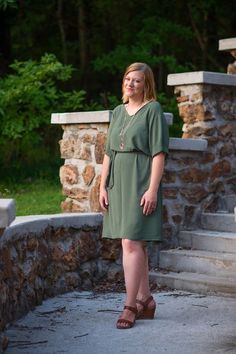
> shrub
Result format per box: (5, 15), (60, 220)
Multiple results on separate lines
(0, 53), (86, 179)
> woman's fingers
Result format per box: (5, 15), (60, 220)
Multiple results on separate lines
(100, 198), (108, 211)
(141, 197), (157, 215)
(140, 196), (145, 206)
(99, 190), (109, 211)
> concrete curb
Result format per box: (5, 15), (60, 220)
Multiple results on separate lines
(0, 212), (103, 245)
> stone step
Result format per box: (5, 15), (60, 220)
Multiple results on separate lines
(224, 194), (236, 213)
(201, 212), (236, 232)
(159, 249), (236, 277)
(150, 270), (236, 297)
(179, 229), (236, 253)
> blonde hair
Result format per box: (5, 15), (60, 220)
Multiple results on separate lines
(122, 62), (156, 103)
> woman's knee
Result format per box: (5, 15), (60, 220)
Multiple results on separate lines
(122, 239), (143, 253)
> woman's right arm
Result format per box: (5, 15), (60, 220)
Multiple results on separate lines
(99, 154), (110, 211)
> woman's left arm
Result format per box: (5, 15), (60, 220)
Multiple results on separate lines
(140, 152), (166, 216)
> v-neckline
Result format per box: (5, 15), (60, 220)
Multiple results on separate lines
(123, 101), (152, 117)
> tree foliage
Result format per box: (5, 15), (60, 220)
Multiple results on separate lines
(0, 0), (235, 178)
(0, 54), (85, 178)
(0, 53), (85, 138)
(0, 0), (17, 10)
(1, 0), (235, 91)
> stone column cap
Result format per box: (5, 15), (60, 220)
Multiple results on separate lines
(219, 38), (236, 51)
(51, 110), (173, 125)
(169, 137), (207, 151)
(168, 71), (236, 87)
(0, 199), (16, 228)
(51, 110), (113, 124)
(164, 113), (173, 126)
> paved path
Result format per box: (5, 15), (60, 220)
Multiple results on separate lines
(4, 290), (236, 354)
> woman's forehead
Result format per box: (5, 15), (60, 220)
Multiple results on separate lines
(125, 70), (144, 78)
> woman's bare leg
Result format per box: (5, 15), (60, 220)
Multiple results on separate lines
(136, 246), (156, 313)
(137, 246), (151, 300)
(118, 239), (146, 327)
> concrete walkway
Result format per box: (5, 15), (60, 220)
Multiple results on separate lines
(4, 290), (236, 354)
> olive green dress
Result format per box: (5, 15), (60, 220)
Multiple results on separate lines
(102, 101), (169, 241)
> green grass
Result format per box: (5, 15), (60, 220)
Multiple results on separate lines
(0, 178), (64, 216)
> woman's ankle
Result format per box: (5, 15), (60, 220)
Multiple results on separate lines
(137, 293), (152, 302)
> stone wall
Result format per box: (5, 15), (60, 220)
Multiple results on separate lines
(0, 214), (122, 332)
(175, 77), (236, 198)
(162, 75), (236, 245)
(52, 75), (236, 247)
(59, 123), (108, 212)
(177, 83), (236, 196)
(52, 111), (112, 213)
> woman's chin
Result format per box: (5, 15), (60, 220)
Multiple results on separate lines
(125, 89), (134, 95)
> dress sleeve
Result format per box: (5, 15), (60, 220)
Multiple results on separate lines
(148, 102), (169, 157)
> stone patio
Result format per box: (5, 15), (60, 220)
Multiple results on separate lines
(3, 290), (236, 354)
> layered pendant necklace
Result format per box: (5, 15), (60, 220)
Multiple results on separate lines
(119, 112), (136, 150)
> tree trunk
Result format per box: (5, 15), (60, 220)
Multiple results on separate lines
(56, 0), (68, 64)
(0, 10), (12, 76)
(187, 4), (219, 70)
(158, 43), (164, 92)
(77, 0), (88, 87)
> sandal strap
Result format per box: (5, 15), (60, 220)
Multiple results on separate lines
(117, 318), (133, 327)
(136, 296), (153, 309)
(124, 305), (137, 315)
(136, 299), (145, 307)
(117, 306), (137, 329)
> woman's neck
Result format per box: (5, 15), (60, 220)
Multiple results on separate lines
(127, 97), (144, 108)
(125, 97), (149, 116)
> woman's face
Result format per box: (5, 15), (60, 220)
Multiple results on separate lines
(123, 70), (145, 100)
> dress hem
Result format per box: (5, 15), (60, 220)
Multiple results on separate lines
(102, 235), (163, 242)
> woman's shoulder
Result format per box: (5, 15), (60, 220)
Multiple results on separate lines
(112, 104), (123, 115)
(147, 100), (162, 112)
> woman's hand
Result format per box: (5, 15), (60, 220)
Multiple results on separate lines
(140, 189), (157, 215)
(140, 153), (165, 215)
(99, 154), (110, 212)
(99, 187), (109, 211)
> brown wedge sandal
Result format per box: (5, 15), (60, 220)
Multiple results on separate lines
(136, 296), (156, 319)
(116, 306), (137, 329)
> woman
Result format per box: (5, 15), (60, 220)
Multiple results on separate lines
(99, 62), (169, 329)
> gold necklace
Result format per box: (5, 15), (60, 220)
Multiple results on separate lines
(119, 111), (136, 150)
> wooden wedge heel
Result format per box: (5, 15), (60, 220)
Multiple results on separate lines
(136, 295), (156, 319)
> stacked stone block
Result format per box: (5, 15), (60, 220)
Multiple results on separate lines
(51, 111), (112, 213)
(176, 81), (236, 195)
(0, 216), (122, 332)
(162, 73), (236, 245)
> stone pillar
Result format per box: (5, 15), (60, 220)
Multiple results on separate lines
(219, 37), (236, 74)
(168, 71), (236, 200)
(51, 111), (112, 212)
(0, 199), (15, 236)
